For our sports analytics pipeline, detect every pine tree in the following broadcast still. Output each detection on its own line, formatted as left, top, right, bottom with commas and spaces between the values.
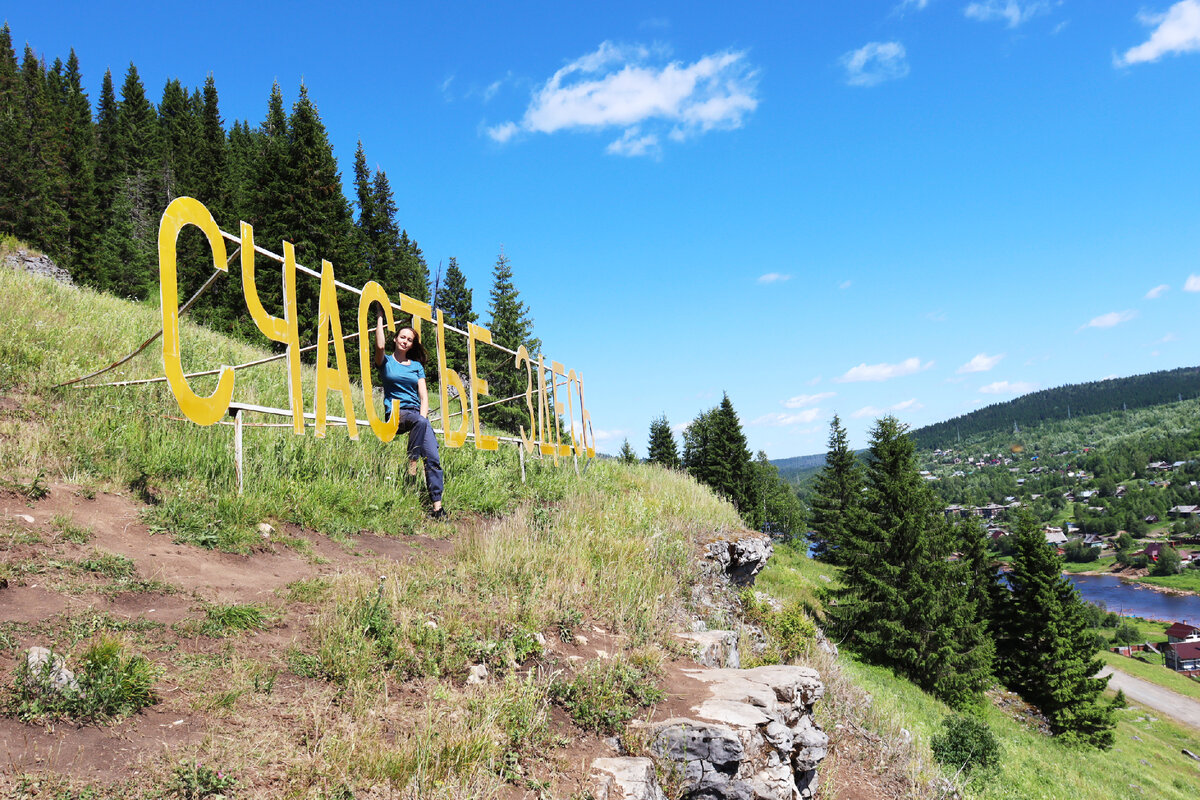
808, 415, 864, 563
196, 75, 228, 220
438, 257, 477, 371
397, 229, 430, 302
994, 508, 1115, 747
646, 414, 680, 469
481, 250, 539, 431
618, 439, 637, 464
158, 78, 198, 202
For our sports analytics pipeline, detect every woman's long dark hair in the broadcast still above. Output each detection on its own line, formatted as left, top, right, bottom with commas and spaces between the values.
394, 325, 429, 365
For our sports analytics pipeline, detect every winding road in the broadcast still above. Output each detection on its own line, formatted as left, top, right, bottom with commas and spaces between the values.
1099, 666, 1200, 730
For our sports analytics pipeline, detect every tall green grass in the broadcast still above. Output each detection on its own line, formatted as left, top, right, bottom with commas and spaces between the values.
0, 268, 576, 549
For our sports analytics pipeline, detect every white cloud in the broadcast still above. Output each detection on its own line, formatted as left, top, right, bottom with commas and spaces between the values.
894, 0, 930, 14
850, 398, 922, 419
487, 41, 759, 155
440, 74, 455, 100
606, 127, 660, 157
841, 42, 910, 87
1146, 283, 1170, 299
957, 352, 1005, 374
783, 392, 836, 409
926, 310, 948, 322
671, 421, 690, 434
807, 376, 823, 385
591, 428, 627, 443
1185, 274, 1200, 291
758, 272, 792, 284
1160, 332, 1178, 343
1117, 1, 1200, 67
752, 409, 822, 427
487, 121, 520, 143
964, 1, 1051, 28
1081, 310, 1138, 329
979, 380, 1039, 395
835, 356, 933, 383
839, 280, 853, 289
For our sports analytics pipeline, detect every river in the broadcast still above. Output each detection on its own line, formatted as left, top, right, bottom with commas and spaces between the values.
1067, 574, 1200, 625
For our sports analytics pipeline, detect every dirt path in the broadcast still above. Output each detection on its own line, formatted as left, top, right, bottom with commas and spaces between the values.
1099, 666, 1200, 730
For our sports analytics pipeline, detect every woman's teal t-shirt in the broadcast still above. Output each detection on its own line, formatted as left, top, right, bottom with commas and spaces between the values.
380, 355, 425, 414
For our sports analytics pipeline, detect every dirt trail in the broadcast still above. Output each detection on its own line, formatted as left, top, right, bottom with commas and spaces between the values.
1100, 666, 1200, 730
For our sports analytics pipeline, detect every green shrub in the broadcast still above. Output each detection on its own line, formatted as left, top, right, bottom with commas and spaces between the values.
7, 636, 159, 721
201, 603, 270, 637
549, 657, 664, 734
930, 713, 1001, 778
168, 760, 237, 798
1112, 622, 1141, 645
78, 550, 136, 579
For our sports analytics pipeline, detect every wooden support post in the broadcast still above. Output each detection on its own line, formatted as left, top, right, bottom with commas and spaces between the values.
518, 442, 526, 483
234, 408, 244, 495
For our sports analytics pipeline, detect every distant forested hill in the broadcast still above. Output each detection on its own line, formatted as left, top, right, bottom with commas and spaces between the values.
911, 366, 1200, 450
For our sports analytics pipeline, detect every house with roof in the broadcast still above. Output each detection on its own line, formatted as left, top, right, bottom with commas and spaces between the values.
1164, 641, 1200, 674
1165, 622, 1200, 643
1169, 505, 1200, 518
1140, 542, 1174, 562
1044, 528, 1067, 546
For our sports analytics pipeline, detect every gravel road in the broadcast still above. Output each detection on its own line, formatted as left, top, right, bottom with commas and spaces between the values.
1099, 666, 1200, 730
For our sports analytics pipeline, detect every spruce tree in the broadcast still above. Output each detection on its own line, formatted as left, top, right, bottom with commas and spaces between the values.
618, 439, 637, 464
114, 63, 161, 296
481, 250, 539, 431
17, 45, 69, 256
196, 75, 228, 219
646, 414, 680, 469
0, 24, 21, 237
808, 415, 864, 563
994, 508, 1115, 747
827, 416, 991, 707
93, 69, 120, 237
752, 451, 806, 537
60, 50, 98, 279
438, 256, 477, 372
682, 395, 757, 522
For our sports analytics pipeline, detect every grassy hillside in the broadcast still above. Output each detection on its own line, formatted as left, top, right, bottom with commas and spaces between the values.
911, 366, 1200, 450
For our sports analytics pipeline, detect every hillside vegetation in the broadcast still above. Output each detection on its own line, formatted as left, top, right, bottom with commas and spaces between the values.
911, 366, 1200, 450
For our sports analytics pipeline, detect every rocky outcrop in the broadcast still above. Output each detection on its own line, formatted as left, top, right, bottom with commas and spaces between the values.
644, 665, 827, 800
590, 666, 826, 800
590, 757, 668, 800
676, 630, 740, 669
26, 646, 78, 693
3, 248, 73, 285
705, 535, 773, 586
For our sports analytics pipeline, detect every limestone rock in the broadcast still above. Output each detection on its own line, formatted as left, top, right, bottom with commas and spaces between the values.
641, 665, 827, 800
676, 630, 740, 669
3, 249, 73, 285
26, 647, 78, 693
589, 757, 667, 800
466, 664, 488, 684
705, 535, 773, 586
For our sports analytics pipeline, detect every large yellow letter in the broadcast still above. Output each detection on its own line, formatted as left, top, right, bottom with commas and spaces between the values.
467, 323, 499, 451
536, 355, 555, 458
515, 346, 537, 453
565, 368, 580, 456
159, 197, 233, 426
436, 309, 470, 448
313, 260, 357, 440
244, 224, 304, 435
357, 281, 400, 443
550, 361, 571, 458
578, 373, 595, 459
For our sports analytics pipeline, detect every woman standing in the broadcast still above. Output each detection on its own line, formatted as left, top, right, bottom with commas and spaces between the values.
375, 315, 446, 519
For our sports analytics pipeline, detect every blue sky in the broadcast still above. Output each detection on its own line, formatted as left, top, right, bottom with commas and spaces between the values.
9, 1, 1200, 456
